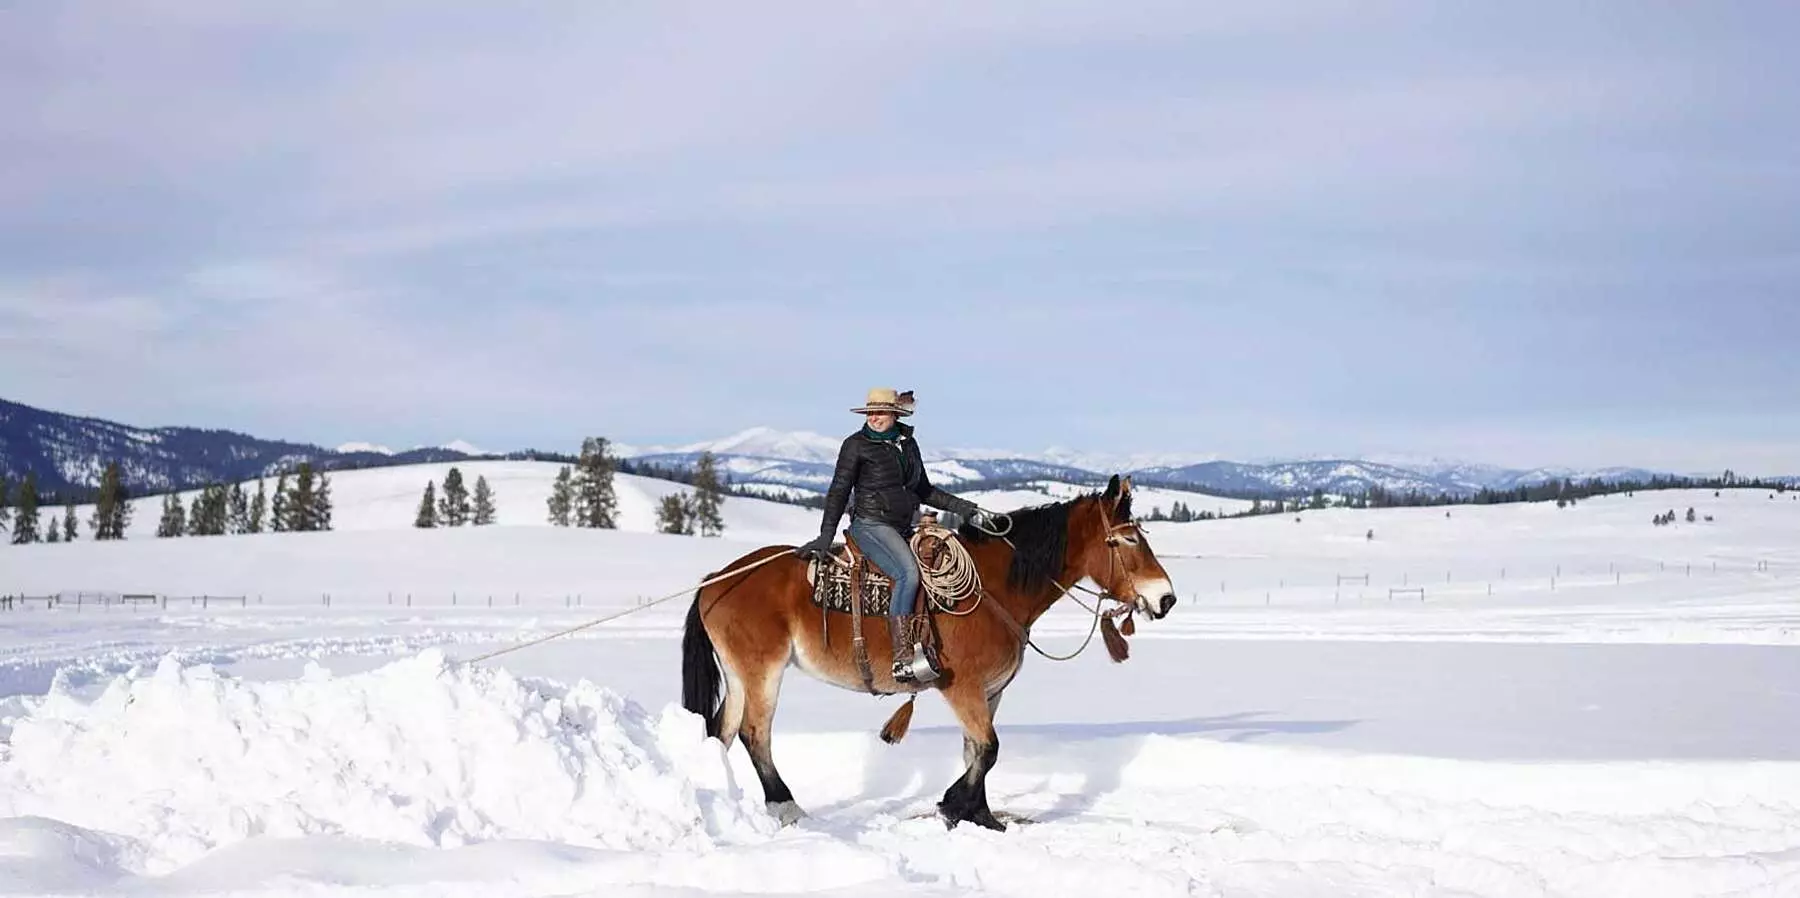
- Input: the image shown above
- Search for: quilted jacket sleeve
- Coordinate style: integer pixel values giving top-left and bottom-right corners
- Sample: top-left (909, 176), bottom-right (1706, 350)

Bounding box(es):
top-left (817, 435), bottom-right (860, 537)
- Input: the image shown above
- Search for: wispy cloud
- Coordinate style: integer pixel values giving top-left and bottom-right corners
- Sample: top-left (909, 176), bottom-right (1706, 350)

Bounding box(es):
top-left (2, 2), bottom-right (1796, 472)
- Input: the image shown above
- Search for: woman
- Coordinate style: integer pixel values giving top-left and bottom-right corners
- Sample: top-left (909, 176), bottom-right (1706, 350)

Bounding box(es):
top-left (798, 387), bottom-right (997, 684)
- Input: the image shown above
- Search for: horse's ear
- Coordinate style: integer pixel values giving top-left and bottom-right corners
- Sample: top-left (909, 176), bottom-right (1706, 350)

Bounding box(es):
top-left (1103, 474), bottom-right (1121, 500)
top-left (1121, 475), bottom-right (1133, 494)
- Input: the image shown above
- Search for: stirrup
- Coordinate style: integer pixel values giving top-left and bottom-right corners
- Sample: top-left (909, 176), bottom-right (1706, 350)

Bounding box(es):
top-left (890, 615), bottom-right (939, 685)
top-left (892, 651), bottom-right (939, 685)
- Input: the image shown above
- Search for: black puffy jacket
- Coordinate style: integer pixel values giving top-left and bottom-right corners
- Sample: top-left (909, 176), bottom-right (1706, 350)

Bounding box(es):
top-left (817, 423), bottom-right (976, 537)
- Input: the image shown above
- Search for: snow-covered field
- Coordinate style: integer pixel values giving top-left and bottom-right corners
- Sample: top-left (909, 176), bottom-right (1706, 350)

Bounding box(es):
top-left (4, 475), bottom-right (1800, 897)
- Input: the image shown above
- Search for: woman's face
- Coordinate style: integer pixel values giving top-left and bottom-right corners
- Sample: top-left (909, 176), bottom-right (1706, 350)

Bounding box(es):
top-left (866, 412), bottom-right (896, 432)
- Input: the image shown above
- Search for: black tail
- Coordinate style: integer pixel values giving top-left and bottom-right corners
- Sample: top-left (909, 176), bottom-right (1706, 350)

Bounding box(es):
top-left (681, 590), bottom-right (723, 739)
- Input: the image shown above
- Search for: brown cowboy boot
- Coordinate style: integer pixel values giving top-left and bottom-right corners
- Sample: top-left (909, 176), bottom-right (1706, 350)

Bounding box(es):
top-left (889, 614), bottom-right (940, 685)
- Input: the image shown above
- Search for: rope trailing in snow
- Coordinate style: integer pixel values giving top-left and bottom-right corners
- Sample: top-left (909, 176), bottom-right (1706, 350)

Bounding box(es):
top-left (461, 549), bottom-right (798, 665)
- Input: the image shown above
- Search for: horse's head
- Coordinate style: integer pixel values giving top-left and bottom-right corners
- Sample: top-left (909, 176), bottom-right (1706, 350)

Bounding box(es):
top-left (1076, 475), bottom-right (1177, 620)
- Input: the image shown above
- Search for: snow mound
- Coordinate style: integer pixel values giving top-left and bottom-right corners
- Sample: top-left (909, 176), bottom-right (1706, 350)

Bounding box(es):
top-left (0, 651), bottom-right (776, 874)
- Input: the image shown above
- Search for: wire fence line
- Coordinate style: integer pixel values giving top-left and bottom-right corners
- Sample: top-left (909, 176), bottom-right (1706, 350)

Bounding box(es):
top-left (5, 556), bottom-right (1792, 613)
top-left (0, 588), bottom-right (689, 612)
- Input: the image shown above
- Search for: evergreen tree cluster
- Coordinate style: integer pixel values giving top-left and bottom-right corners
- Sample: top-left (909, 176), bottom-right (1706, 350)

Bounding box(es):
top-left (155, 465), bottom-right (327, 538)
top-left (414, 467), bottom-right (497, 528)
top-left (1141, 500), bottom-right (1217, 523)
top-left (543, 438), bottom-right (621, 530)
top-left (648, 452), bottom-right (727, 536)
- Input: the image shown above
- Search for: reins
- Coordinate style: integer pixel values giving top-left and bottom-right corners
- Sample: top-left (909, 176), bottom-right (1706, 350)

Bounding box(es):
top-left (462, 497), bottom-right (1140, 668)
top-left (951, 507), bottom-right (1140, 664)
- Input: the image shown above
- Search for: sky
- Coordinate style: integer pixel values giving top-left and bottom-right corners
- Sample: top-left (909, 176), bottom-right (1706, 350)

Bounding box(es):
top-left (2, 2), bottom-right (1797, 475)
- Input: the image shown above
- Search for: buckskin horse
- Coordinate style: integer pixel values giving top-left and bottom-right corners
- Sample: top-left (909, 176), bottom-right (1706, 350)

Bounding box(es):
top-left (681, 475), bottom-right (1177, 831)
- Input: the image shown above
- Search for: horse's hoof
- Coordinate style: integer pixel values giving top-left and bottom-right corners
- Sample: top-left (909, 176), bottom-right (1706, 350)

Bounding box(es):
top-left (937, 801), bottom-right (1007, 833)
top-left (767, 800), bottom-right (806, 826)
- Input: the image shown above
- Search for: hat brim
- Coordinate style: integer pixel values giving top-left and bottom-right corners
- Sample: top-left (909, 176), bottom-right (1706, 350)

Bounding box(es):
top-left (851, 405), bottom-right (912, 416)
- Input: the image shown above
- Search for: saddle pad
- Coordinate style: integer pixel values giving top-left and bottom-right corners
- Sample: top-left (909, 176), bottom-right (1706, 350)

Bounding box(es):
top-left (809, 559), bottom-right (897, 616)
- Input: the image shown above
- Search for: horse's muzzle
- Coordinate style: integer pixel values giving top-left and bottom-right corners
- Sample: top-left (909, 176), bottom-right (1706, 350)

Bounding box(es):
top-left (1137, 592), bottom-right (1177, 620)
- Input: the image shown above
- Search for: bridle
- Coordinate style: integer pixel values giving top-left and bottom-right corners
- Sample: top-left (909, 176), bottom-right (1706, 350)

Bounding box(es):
top-left (974, 496), bottom-right (1149, 662)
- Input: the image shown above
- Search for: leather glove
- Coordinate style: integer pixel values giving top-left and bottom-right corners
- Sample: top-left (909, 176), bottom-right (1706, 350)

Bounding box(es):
top-left (796, 533), bottom-right (834, 561)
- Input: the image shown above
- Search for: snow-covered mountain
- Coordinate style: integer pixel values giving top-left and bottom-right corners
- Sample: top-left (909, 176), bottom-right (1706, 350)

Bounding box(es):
top-left (623, 428), bottom-right (1731, 499)
top-left (1131, 459), bottom-right (1452, 497)
top-left (0, 397), bottom-right (474, 497)
top-left (7, 402), bottom-right (1776, 504)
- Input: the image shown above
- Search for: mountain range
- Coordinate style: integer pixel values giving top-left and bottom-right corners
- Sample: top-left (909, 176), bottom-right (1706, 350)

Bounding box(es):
top-left (2, 397), bottom-right (1783, 501)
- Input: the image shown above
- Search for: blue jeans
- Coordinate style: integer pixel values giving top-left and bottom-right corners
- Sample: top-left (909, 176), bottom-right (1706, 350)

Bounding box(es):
top-left (848, 518), bottom-right (920, 617)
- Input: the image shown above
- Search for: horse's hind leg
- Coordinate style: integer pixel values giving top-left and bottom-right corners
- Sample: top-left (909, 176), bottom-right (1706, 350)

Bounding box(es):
top-left (938, 680), bottom-right (1005, 832)
top-left (735, 651), bottom-right (804, 825)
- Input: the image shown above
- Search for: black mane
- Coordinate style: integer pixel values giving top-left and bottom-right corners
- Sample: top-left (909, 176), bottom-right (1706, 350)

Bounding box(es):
top-left (958, 488), bottom-right (1131, 592)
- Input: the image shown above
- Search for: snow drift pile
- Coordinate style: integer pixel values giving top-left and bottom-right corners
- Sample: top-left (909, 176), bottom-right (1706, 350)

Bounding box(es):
top-left (0, 650), bottom-right (776, 874)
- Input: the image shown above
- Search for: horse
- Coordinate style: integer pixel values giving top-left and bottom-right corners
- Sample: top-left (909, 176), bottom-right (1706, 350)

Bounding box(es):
top-left (680, 474), bottom-right (1178, 831)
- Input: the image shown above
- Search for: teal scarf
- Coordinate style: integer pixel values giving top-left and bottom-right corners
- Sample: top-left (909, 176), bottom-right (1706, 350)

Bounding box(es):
top-left (861, 424), bottom-right (901, 442)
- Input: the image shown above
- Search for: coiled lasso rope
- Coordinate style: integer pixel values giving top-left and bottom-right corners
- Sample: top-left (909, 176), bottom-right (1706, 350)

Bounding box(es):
top-left (909, 512), bottom-right (1011, 616)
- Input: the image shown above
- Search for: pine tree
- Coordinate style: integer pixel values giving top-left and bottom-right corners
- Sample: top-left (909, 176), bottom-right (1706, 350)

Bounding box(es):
top-left (228, 482), bottom-right (249, 534)
top-left (415, 482), bottom-right (438, 528)
top-left (89, 463), bottom-right (129, 540)
top-left (63, 499), bottom-right (78, 541)
top-left (11, 473), bottom-right (39, 545)
top-left (471, 475), bottom-right (496, 526)
top-left (0, 476), bottom-right (10, 536)
top-left (572, 438), bottom-right (618, 529)
top-left (438, 467), bottom-right (471, 526)
top-left (249, 479), bottom-right (267, 533)
top-left (546, 466), bottom-right (574, 526)
top-left (689, 452), bottom-right (726, 537)
top-left (186, 490), bottom-right (206, 536)
top-left (271, 473), bottom-right (290, 532)
top-left (1686, 507), bottom-right (1697, 523)
top-left (205, 484), bottom-right (228, 535)
top-left (158, 493), bottom-right (187, 538)
top-left (46, 518), bottom-right (60, 543)
top-left (286, 465), bottom-right (317, 531)
top-left (313, 472), bottom-right (333, 531)
top-left (656, 493), bottom-right (690, 534)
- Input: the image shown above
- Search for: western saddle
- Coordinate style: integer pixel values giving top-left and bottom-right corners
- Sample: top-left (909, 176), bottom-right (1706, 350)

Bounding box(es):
top-left (804, 513), bottom-right (961, 692)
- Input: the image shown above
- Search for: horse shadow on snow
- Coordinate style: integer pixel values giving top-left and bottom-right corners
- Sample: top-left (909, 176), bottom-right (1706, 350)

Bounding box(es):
top-left (807, 710), bottom-right (1357, 827)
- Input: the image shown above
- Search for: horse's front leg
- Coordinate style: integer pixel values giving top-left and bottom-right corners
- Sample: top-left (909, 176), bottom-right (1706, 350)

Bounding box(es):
top-left (938, 681), bottom-right (1004, 831)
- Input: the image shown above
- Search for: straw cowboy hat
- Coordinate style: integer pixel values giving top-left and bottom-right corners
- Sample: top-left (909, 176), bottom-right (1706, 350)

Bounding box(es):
top-left (851, 387), bottom-right (915, 416)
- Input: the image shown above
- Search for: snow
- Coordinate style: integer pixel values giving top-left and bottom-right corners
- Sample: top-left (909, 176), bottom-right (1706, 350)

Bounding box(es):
top-left (91, 459), bottom-right (817, 542)
top-left (3, 484), bottom-right (1800, 895)
top-left (334, 441), bottom-right (393, 455)
top-left (436, 440), bottom-right (489, 456)
top-left (630, 427), bottom-right (844, 465)
top-left (0, 650), bottom-right (772, 880)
